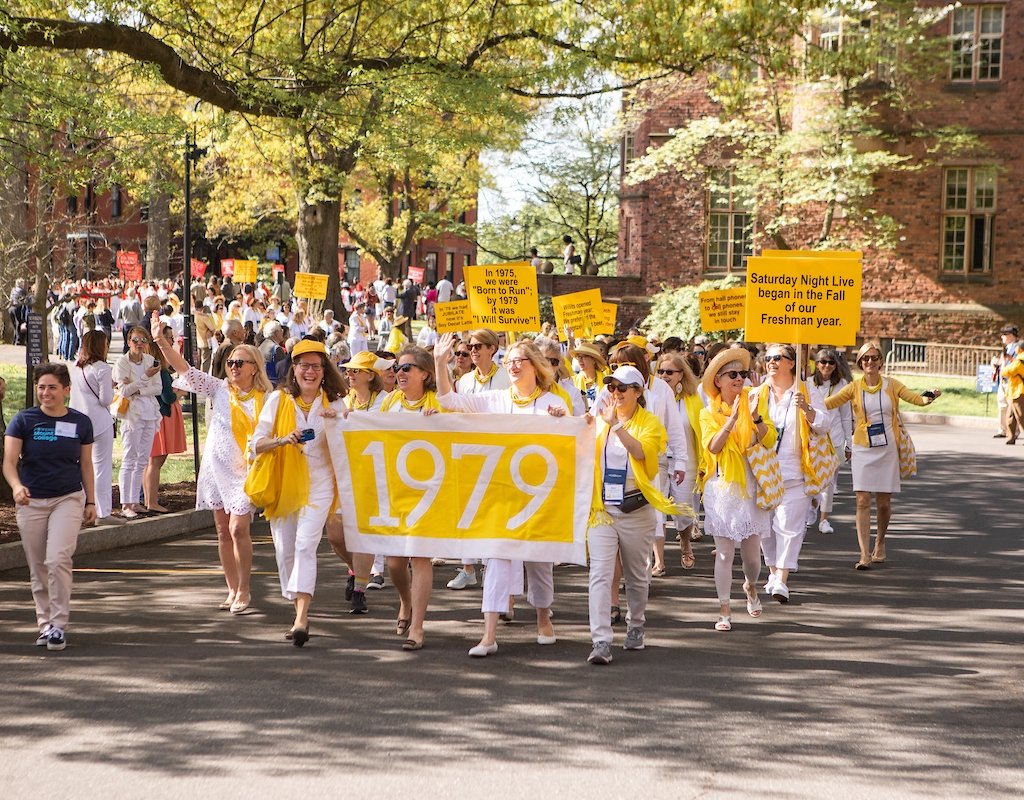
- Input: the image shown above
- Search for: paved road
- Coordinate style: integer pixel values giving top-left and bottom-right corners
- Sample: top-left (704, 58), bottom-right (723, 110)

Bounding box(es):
top-left (1, 424), bottom-right (1021, 799)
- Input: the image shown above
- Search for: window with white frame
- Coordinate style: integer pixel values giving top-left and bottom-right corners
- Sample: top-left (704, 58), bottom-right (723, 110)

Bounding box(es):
top-left (707, 171), bottom-right (753, 272)
top-left (942, 167), bottom-right (996, 274)
top-left (951, 5), bottom-right (1004, 82)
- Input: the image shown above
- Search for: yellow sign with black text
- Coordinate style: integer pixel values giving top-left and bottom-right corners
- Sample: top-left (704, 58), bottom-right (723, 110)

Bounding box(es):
top-left (592, 302), bottom-right (617, 336)
top-left (434, 300), bottom-right (473, 334)
top-left (552, 289), bottom-right (603, 340)
top-left (292, 272), bottom-right (330, 300)
top-left (464, 262), bottom-right (540, 331)
top-left (700, 287), bottom-right (746, 333)
top-left (232, 259), bottom-right (258, 283)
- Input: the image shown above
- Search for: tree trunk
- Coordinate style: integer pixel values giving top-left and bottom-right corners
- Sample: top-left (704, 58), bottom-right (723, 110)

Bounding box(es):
top-left (146, 188), bottom-right (171, 279)
top-left (296, 197), bottom-right (342, 314)
top-left (0, 144), bottom-right (27, 343)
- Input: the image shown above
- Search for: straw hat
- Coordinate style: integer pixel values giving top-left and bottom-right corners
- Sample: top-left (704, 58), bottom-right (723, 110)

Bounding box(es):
top-left (393, 315), bottom-right (409, 327)
top-left (570, 341), bottom-right (607, 368)
top-left (342, 351), bottom-right (391, 373)
top-left (291, 339), bottom-right (329, 360)
top-left (701, 347), bottom-right (751, 400)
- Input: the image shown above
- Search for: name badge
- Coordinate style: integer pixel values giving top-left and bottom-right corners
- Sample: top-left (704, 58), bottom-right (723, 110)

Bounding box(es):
top-left (54, 421), bottom-right (79, 439)
top-left (867, 422), bottom-right (887, 448)
top-left (603, 467), bottom-right (626, 505)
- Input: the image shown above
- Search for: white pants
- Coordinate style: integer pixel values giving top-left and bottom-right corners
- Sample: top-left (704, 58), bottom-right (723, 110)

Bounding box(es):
top-left (270, 492), bottom-right (332, 600)
top-left (91, 426), bottom-right (114, 518)
top-left (762, 480), bottom-right (812, 572)
top-left (119, 416), bottom-right (159, 507)
top-left (669, 457), bottom-right (697, 529)
top-left (481, 558), bottom-right (554, 613)
top-left (588, 504), bottom-right (656, 643)
top-left (818, 471), bottom-right (839, 514)
top-left (714, 535), bottom-right (762, 605)
top-left (372, 554), bottom-right (385, 574)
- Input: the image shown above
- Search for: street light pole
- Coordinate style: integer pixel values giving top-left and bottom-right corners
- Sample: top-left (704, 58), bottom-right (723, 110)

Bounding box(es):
top-left (182, 118), bottom-right (206, 477)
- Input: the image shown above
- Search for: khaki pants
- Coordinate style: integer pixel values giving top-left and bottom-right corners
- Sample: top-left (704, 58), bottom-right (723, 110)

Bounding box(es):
top-left (16, 490), bottom-right (85, 632)
top-left (1008, 395), bottom-right (1024, 442)
top-left (587, 504), bottom-right (656, 644)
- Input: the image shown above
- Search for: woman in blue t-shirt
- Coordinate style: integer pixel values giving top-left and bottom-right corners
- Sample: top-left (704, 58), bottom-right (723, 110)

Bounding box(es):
top-left (2, 363), bottom-right (97, 652)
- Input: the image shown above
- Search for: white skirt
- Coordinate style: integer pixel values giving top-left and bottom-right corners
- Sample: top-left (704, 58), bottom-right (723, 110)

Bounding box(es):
top-left (703, 473), bottom-right (771, 543)
top-left (851, 442), bottom-right (900, 494)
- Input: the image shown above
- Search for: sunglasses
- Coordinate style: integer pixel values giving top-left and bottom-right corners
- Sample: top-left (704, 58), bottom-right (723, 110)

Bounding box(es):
top-left (657, 368), bottom-right (680, 375)
top-left (226, 359), bottom-right (255, 368)
top-left (468, 342), bottom-right (488, 351)
top-left (395, 363), bottom-right (419, 373)
top-left (861, 354), bottom-right (882, 363)
top-left (454, 350), bottom-right (471, 358)
top-left (765, 354), bottom-right (792, 363)
top-left (129, 338), bottom-right (149, 344)
top-left (720, 370), bottom-right (750, 380)
top-left (692, 350), bottom-right (706, 357)
top-left (346, 368), bottom-right (369, 375)
top-left (608, 383), bottom-right (638, 394)
top-left (817, 359), bottom-right (837, 366)
top-left (547, 358), bottom-right (562, 367)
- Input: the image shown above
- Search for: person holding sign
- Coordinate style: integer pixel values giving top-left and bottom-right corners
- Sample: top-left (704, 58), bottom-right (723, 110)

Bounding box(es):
top-left (156, 313), bottom-right (273, 615)
top-left (380, 345), bottom-right (445, 651)
top-left (824, 342), bottom-right (940, 569)
top-left (433, 333), bottom-right (565, 657)
top-left (757, 345), bottom-right (829, 603)
top-left (700, 349), bottom-right (776, 632)
top-left (586, 365), bottom-right (684, 665)
top-left (250, 341), bottom-right (347, 646)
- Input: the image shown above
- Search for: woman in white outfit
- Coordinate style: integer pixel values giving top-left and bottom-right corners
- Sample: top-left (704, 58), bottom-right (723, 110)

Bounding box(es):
top-left (155, 313), bottom-right (273, 615)
top-left (70, 331), bottom-right (116, 522)
top-left (434, 334), bottom-right (565, 657)
top-left (808, 348), bottom-right (853, 534)
top-left (347, 300), bottom-right (370, 355)
top-left (112, 325), bottom-right (162, 519)
top-left (251, 340), bottom-right (347, 646)
top-left (700, 348), bottom-right (774, 632)
top-left (758, 344), bottom-right (829, 603)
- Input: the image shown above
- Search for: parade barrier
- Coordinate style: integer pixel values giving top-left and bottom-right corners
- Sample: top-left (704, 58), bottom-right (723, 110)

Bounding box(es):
top-left (327, 412), bottom-right (593, 564)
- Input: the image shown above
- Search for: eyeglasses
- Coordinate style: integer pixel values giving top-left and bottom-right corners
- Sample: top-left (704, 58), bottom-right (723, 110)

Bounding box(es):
top-left (129, 338), bottom-right (148, 344)
top-left (295, 363), bottom-right (323, 372)
top-left (720, 370), bottom-right (750, 380)
top-left (657, 368), bottom-right (680, 375)
top-left (226, 359), bottom-right (256, 368)
top-left (504, 357), bottom-right (527, 369)
top-left (395, 363), bottom-right (419, 373)
top-left (817, 359), bottom-right (837, 366)
top-left (692, 350), bottom-right (706, 357)
top-left (346, 368), bottom-right (368, 376)
top-left (861, 354), bottom-right (882, 363)
top-left (765, 354), bottom-right (792, 363)
top-left (468, 342), bottom-right (488, 351)
top-left (454, 350), bottom-right (471, 358)
top-left (608, 383), bottom-right (637, 394)
top-left (547, 358), bottom-right (562, 367)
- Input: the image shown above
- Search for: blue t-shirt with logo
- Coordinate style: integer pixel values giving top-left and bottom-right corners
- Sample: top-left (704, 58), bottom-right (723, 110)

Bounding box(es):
top-left (6, 407), bottom-right (94, 498)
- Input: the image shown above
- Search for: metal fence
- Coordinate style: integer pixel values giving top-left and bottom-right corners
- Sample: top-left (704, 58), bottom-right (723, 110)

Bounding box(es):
top-left (883, 340), bottom-right (1001, 379)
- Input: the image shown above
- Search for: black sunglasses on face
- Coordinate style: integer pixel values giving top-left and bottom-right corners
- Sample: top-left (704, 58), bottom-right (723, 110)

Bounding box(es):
top-left (395, 363), bottom-right (418, 373)
top-left (547, 358), bottom-right (562, 367)
top-left (226, 359), bottom-right (255, 368)
top-left (720, 370), bottom-right (750, 380)
top-left (765, 354), bottom-right (791, 363)
top-left (468, 342), bottom-right (488, 351)
top-left (608, 383), bottom-right (637, 394)
top-left (817, 359), bottom-right (836, 366)
top-left (657, 368), bottom-right (680, 375)
top-left (454, 351), bottom-right (471, 358)
top-left (692, 350), bottom-right (706, 357)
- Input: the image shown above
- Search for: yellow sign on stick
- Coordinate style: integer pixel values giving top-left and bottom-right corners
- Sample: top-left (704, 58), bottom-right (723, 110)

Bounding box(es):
top-left (700, 287), bottom-right (747, 333)
top-left (743, 253), bottom-right (862, 346)
top-left (463, 262), bottom-right (540, 331)
top-left (592, 302), bottom-right (618, 336)
top-left (434, 300), bottom-right (473, 334)
top-left (326, 413), bottom-right (594, 564)
top-left (232, 259), bottom-right (258, 283)
top-left (552, 289), bottom-right (603, 340)
top-left (292, 272), bottom-right (329, 300)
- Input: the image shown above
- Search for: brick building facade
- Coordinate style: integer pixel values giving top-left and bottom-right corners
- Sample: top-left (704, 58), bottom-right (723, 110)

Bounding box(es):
top-left (618, 2), bottom-right (1024, 346)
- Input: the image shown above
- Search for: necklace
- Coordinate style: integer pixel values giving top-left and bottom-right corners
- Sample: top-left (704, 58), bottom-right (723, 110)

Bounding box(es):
top-left (474, 363), bottom-right (498, 384)
top-left (399, 393), bottom-right (429, 411)
top-left (510, 386), bottom-right (543, 407)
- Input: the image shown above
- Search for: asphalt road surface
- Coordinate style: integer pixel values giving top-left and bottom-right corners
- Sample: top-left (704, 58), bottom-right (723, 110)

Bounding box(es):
top-left (1, 423), bottom-right (1021, 799)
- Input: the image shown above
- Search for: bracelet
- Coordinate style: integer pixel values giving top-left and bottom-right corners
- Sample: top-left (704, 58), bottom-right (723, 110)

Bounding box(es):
top-left (84, 502), bottom-right (95, 506)
top-left (610, 422), bottom-right (624, 433)
top-left (751, 416), bottom-right (762, 424)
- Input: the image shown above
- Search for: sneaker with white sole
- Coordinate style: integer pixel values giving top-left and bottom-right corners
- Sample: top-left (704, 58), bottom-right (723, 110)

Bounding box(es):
top-left (818, 520), bottom-right (834, 534)
top-left (624, 627), bottom-right (645, 651)
top-left (446, 569), bottom-right (478, 590)
top-left (772, 581), bottom-right (790, 603)
top-left (35, 625), bottom-right (52, 647)
top-left (587, 642), bottom-right (613, 665)
top-left (366, 574), bottom-right (385, 590)
top-left (763, 573), bottom-right (777, 595)
top-left (46, 628), bottom-right (66, 651)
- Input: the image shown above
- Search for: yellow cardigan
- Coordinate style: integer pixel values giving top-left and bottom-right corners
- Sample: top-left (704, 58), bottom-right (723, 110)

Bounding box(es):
top-left (824, 377), bottom-right (928, 447)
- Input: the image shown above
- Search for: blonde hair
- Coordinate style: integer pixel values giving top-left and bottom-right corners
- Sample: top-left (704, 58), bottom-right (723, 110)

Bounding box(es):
top-left (229, 344), bottom-right (274, 394)
top-left (467, 328), bottom-right (499, 351)
top-left (658, 353), bottom-right (699, 396)
top-left (506, 339), bottom-right (556, 392)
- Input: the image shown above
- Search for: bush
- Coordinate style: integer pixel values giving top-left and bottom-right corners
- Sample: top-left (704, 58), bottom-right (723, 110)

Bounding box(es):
top-left (643, 276), bottom-right (744, 342)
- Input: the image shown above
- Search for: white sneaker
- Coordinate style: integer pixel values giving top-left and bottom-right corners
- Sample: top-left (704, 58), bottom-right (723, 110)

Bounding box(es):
top-left (35, 625), bottom-right (52, 647)
top-left (818, 520), bottom-right (834, 534)
top-left (763, 573), bottom-right (777, 595)
top-left (805, 506), bottom-right (818, 527)
top-left (446, 569), bottom-right (478, 590)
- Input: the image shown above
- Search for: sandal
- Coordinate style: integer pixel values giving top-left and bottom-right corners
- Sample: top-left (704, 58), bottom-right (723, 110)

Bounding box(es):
top-left (715, 616), bottom-right (732, 632)
top-left (651, 566), bottom-right (666, 578)
top-left (396, 618), bottom-right (411, 637)
top-left (402, 637), bottom-right (424, 651)
top-left (854, 561), bottom-right (872, 571)
top-left (743, 582), bottom-right (762, 618)
top-left (681, 552), bottom-right (696, 570)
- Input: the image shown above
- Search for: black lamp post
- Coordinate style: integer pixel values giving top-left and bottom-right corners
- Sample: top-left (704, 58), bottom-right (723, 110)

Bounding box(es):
top-left (182, 118), bottom-right (207, 477)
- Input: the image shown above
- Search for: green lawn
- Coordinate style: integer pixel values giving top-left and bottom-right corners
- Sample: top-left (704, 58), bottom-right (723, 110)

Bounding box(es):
top-left (890, 374), bottom-right (997, 418)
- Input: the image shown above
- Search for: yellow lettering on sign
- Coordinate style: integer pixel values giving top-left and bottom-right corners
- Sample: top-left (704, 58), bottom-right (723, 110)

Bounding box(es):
top-left (743, 253), bottom-right (862, 346)
top-left (292, 272), bottom-right (330, 300)
top-left (552, 289), bottom-right (603, 341)
top-left (434, 300), bottom-right (473, 334)
top-left (699, 287), bottom-right (746, 333)
top-left (464, 262), bottom-right (540, 331)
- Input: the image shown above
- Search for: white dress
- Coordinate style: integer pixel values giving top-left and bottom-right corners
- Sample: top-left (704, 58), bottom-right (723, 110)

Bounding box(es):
top-left (347, 312), bottom-right (369, 354)
top-left (173, 367), bottom-right (260, 516)
top-left (851, 381), bottom-right (901, 494)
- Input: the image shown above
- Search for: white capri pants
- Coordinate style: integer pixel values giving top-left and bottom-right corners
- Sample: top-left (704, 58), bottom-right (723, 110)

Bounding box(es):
top-left (119, 416), bottom-right (159, 507)
top-left (588, 503), bottom-right (656, 643)
top-left (669, 456), bottom-right (697, 529)
top-left (482, 558), bottom-right (554, 613)
top-left (270, 491), bottom-right (332, 600)
top-left (762, 479), bottom-right (812, 572)
top-left (91, 425), bottom-right (114, 519)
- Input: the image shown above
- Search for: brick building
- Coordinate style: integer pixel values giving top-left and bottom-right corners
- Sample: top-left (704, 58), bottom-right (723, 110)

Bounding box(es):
top-left (618, 2), bottom-right (1024, 346)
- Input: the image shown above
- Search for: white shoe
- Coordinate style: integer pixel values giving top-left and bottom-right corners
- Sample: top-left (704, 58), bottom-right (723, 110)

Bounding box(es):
top-left (818, 520), bottom-right (834, 534)
top-left (447, 569), bottom-right (478, 590)
top-left (537, 634), bottom-right (557, 645)
top-left (763, 573), bottom-right (777, 595)
top-left (805, 506), bottom-right (818, 527)
top-left (469, 642), bottom-right (498, 657)
top-left (772, 581), bottom-right (790, 603)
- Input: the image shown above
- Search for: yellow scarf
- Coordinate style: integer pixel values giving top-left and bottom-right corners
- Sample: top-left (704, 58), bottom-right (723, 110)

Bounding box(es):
top-left (228, 386), bottom-right (265, 458)
top-left (263, 390), bottom-right (334, 520)
top-left (590, 406), bottom-right (688, 526)
top-left (795, 381), bottom-right (817, 481)
top-left (681, 391), bottom-right (706, 488)
top-left (700, 387), bottom-right (776, 491)
top-left (345, 390), bottom-right (379, 411)
top-left (380, 390), bottom-right (443, 413)
top-left (474, 362), bottom-right (498, 385)
top-left (510, 385), bottom-right (544, 407)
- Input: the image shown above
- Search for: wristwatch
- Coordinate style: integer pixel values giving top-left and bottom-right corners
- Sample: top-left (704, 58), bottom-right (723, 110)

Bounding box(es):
top-left (610, 422), bottom-right (624, 433)
top-left (751, 416), bottom-right (762, 424)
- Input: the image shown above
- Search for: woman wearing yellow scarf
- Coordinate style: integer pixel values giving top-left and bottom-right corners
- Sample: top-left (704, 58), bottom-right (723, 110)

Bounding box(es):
top-left (154, 313), bottom-right (272, 616)
top-left (699, 348), bottom-right (776, 633)
top-left (251, 340), bottom-right (347, 647)
top-left (586, 365), bottom-right (685, 666)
